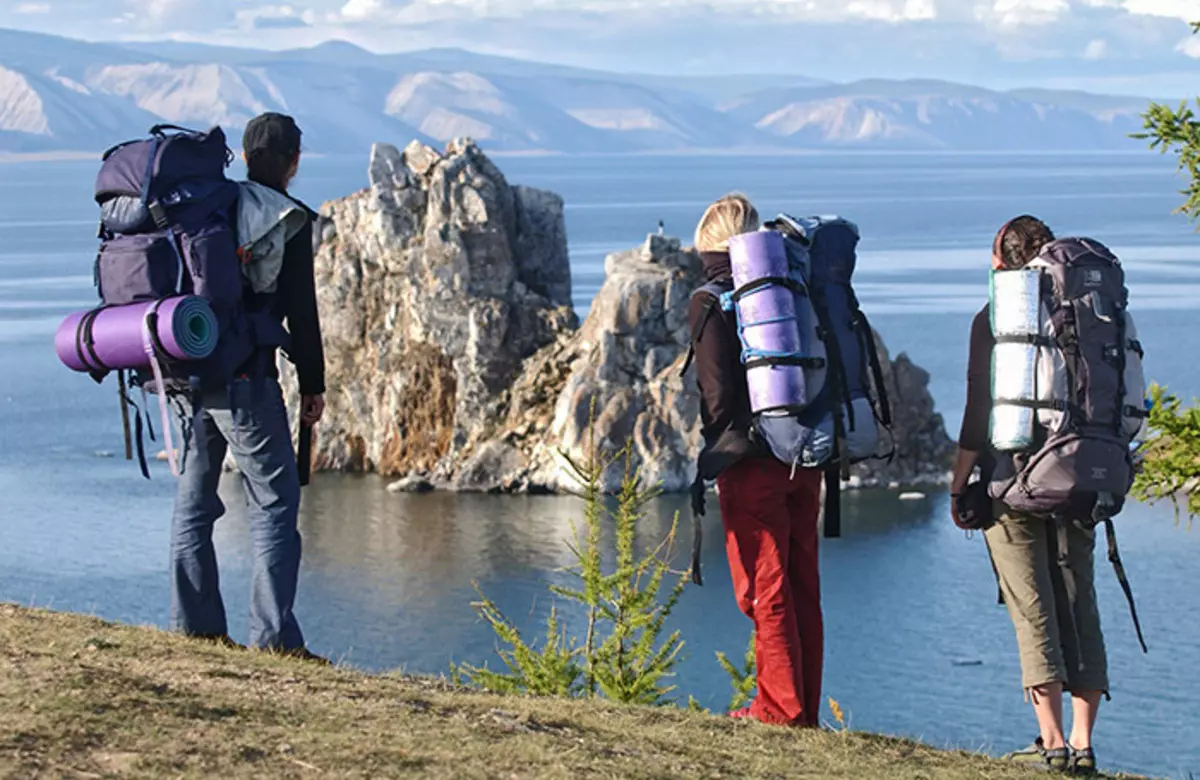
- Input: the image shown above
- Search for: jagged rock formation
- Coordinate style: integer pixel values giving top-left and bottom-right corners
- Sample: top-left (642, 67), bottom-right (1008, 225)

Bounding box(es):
top-left (288, 140), bottom-right (954, 492)
top-left (282, 138), bottom-right (576, 480)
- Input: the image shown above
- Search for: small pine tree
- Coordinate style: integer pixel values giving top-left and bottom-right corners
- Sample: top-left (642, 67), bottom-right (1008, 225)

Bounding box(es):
top-left (716, 631), bottom-right (757, 712)
top-left (555, 445), bottom-right (688, 706)
top-left (460, 408), bottom-right (689, 705)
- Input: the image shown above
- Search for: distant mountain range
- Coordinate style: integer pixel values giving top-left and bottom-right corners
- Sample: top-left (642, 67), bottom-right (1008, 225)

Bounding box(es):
top-left (0, 27), bottom-right (1156, 156)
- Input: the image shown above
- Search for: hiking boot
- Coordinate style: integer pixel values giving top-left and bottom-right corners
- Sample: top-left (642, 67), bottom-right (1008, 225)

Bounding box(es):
top-left (1070, 747), bottom-right (1097, 776)
top-left (191, 633), bottom-right (245, 650)
top-left (1004, 737), bottom-right (1071, 773)
top-left (277, 646), bottom-right (331, 665)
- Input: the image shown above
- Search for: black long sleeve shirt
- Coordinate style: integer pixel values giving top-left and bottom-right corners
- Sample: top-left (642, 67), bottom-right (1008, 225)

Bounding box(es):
top-left (269, 201), bottom-right (325, 396)
top-left (958, 305), bottom-right (993, 452)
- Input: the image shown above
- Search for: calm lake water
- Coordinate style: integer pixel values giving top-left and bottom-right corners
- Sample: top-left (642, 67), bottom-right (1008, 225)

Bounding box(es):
top-left (2, 151), bottom-right (1199, 778)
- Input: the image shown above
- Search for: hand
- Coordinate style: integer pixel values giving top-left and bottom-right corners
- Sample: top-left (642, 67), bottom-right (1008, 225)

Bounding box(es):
top-left (301, 394), bottom-right (324, 427)
top-left (950, 495), bottom-right (964, 529)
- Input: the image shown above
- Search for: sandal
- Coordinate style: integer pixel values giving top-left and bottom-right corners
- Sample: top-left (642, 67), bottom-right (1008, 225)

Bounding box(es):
top-left (1003, 737), bottom-right (1071, 773)
top-left (1070, 746), bottom-right (1098, 776)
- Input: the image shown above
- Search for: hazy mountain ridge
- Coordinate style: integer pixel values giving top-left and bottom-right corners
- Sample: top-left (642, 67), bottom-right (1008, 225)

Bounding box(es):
top-left (0, 28), bottom-right (1153, 155)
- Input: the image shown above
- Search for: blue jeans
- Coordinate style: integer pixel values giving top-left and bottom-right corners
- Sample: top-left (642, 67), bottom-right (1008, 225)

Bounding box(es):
top-left (170, 377), bottom-right (305, 650)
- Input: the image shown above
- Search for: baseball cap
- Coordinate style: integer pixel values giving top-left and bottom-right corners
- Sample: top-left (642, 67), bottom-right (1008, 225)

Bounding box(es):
top-left (243, 112), bottom-right (302, 157)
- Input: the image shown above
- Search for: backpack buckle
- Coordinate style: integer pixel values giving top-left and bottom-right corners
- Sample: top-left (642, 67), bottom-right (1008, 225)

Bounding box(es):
top-left (148, 201), bottom-right (169, 230)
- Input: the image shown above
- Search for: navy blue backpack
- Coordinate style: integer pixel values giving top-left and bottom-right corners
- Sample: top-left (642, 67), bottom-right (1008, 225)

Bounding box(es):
top-left (93, 124), bottom-right (286, 476)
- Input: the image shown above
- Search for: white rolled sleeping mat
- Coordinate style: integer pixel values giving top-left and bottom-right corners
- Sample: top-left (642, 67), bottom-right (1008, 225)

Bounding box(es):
top-left (988, 268), bottom-right (1068, 452)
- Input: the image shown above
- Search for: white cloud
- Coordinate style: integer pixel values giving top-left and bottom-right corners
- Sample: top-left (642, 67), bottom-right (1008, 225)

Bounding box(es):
top-left (340, 0), bottom-right (386, 21)
top-left (1178, 32), bottom-right (1200, 57)
top-left (845, 0), bottom-right (939, 22)
top-left (1122, 0), bottom-right (1200, 21)
top-left (123, 0), bottom-right (207, 26)
top-left (14, 2), bottom-right (51, 13)
top-left (330, 0), bottom-right (947, 25)
top-left (980, 0), bottom-right (1069, 27)
top-left (1083, 37), bottom-right (1109, 58)
top-left (235, 4), bottom-right (311, 28)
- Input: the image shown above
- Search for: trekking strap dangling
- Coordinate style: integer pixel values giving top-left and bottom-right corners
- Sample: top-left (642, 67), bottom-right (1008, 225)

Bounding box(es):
top-left (170, 394), bottom-right (193, 476)
top-left (823, 467), bottom-right (842, 539)
top-left (141, 383), bottom-right (156, 442)
top-left (141, 302), bottom-right (179, 477)
top-left (117, 369), bottom-right (133, 462)
top-left (121, 387), bottom-right (151, 480)
top-left (852, 307), bottom-right (897, 463)
top-left (689, 474), bottom-right (706, 586)
top-left (1104, 518), bottom-right (1148, 654)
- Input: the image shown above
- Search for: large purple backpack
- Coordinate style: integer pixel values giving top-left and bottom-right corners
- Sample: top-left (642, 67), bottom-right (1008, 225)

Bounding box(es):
top-left (92, 125), bottom-right (280, 475)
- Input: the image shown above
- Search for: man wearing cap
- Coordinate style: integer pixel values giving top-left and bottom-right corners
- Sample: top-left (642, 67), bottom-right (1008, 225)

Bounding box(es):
top-left (170, 112), bottom-right (326, 663)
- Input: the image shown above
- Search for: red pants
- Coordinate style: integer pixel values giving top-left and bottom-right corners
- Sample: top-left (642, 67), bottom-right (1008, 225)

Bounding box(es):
top-left (717, 458), bottom-right (824, 726)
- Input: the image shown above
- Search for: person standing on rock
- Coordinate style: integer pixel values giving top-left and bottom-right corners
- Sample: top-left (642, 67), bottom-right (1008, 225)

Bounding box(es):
top-left (951, 215), bottom-right (1116, 776)
top-left (170, 112), bottom-right (327, 662)
top-left (687, 193), bottom-right (825, 726)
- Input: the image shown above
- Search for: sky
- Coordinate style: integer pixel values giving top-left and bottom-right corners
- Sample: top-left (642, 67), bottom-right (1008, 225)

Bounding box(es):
top-left (0, 0), bottom-right (1196, 96)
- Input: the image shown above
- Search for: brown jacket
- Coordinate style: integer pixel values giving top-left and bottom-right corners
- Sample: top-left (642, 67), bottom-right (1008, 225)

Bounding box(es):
top-left (688, 251), bottom-right (769, 480)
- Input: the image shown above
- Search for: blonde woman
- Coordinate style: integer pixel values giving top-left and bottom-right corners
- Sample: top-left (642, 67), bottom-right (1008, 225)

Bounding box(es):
top-left (688, 194), bottom-right (825, 726)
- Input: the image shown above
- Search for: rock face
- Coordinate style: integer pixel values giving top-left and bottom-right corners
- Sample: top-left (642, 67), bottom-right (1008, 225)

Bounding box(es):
top-left (283, 139), bottom-right (576, 479)
top-left (293, 139), bottom-right (954, 492)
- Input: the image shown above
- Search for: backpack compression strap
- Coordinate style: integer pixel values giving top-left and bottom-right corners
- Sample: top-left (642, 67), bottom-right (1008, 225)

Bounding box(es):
top-left (852, 308), bottom-right (892, 428)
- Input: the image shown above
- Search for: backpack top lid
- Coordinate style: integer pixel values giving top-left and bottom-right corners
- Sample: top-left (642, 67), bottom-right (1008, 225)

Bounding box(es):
top-left (1029, 237), bottom-right (1125, 303)
top-left (766, 214), bottom-right (860, 286)
top-left (95, 125), bottom-right (232, 205)
top-left (1035, 237), bottom-right (1119, 267)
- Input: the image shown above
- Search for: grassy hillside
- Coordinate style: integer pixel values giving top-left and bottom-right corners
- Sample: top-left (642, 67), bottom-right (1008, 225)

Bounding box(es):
top-left (0, 603), bottom-right (1137, 779)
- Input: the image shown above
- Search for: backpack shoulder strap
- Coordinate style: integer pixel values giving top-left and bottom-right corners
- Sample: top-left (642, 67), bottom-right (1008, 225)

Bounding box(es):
top-left (680, 282), bottom-right (729, 378)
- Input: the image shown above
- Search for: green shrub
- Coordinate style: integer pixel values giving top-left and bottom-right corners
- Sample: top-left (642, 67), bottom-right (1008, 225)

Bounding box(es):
top-left (1132, 384), bottom-right (1200, 527)
top-left (459, 420), bottom-right (688, 705)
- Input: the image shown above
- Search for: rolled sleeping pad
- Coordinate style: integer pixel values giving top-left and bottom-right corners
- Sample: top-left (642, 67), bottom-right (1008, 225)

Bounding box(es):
top-left (728, 230), bottom-right (810, 415)
top-left (989, 268), bottom-right (1042, 452)
top-left (55, 295), bottom-right (219, 373)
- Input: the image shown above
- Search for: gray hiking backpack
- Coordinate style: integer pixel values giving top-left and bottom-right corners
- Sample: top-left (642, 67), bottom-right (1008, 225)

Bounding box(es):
top-left (987, 236), bottom-right (1148, 653)
top-left (988, 237), bottom-right (1147, 515)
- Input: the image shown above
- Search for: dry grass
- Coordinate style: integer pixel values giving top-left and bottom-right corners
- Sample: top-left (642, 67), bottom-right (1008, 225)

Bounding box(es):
top-left (0, 604), bottom-right (1142, 779)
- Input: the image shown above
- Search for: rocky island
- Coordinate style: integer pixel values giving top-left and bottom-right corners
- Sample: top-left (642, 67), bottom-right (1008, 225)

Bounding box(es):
top-left (282, 139), bottom-right (954, 494)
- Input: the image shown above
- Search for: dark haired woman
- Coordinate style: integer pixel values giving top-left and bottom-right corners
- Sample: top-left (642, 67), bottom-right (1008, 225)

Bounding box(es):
top-left (952, 216), bottom-right (1106, 775)
top-left (169, 112), bottom-right (326, 662)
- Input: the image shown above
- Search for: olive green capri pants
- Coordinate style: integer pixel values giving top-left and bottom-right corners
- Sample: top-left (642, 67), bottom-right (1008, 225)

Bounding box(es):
top-left (984, 506), bottom-right (1109, 694)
